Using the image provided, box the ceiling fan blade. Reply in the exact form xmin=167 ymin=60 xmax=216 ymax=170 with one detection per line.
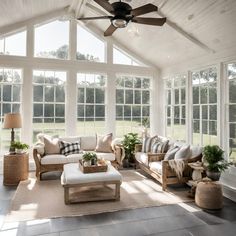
xmin=93 ymin=0 xmax=114 ymax=13
xmin=104 ymin=24 xmax=117 ymax=36
xmin=131 ymin=4 xmax=157 ymax=17
xmin=77 ymin=16 xmax=112 ymax=21
xmin=132 ymin=17 xmax=166 ymax=26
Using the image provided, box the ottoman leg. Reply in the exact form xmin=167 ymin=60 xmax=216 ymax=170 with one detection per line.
xmin=115 ymin=182 xmax=120 ymax=200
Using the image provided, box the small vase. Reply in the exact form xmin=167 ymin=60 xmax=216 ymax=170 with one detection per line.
xmin=206 ymin=171 xmax=221 ymax=181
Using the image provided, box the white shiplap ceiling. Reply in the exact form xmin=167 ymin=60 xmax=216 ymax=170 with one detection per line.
xmin=1 ymin=0 xmax=236 ymax=69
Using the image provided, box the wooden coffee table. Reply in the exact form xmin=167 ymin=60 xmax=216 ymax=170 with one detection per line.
xmin=61 ymin=163 xmax=122 ymax=204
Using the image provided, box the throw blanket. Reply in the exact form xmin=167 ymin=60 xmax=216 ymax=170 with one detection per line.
xmin=168 ymin=160 xmax=186 ymax=179
xmin=111 ymin=138 xmax=125 ymax=165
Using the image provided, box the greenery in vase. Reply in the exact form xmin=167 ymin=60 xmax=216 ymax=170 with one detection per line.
xmin=203 ymin=145 xmax=231 ymax=172
xmin=122 ymin=133 xmax=141 ymax=162
xmin=142 ymin=117 xmax=150 ymax=128
xmin=11 ymin=141 xmax=29 ymax=150
xmin=82 ymin=152 xmax=97 ymax=164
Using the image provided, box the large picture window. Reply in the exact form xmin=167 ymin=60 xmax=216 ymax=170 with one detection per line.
xmin=227 ymin=63 xmax=236 ymax=163
xmin=77 ymin=73 xmax=106 ymax=135
xmin=116 ymin=75 xmax=150 ymax=137
xmin=192 ymin=67 xmax=217 ymax=145
xmin=34 ymin=20 xmax=69 ymax=59
xmin=0 ymin=68 xmax=22 ymax=150
xmin=165 ymin=75 xmax=186 ymax=141
xmin=32 ymin=70 xmax=66 ymax=141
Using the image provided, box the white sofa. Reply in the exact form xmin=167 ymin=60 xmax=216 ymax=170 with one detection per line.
xmin=33 ymin=135 xmax=123 ymax=180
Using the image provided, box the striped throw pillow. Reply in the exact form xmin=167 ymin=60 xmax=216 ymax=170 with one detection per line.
xmin=151 ymin=141 xmax=161 ymax=153
xmin=141 ymin=136 xmax=157 ymax=153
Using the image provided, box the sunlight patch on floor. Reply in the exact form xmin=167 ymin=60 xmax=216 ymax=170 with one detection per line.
xmin=178 ymin=202 xmax=201 ymax=212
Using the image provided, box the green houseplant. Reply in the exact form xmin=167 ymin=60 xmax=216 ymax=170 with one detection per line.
xmin=203 ymin=145 xmax=231 ymax=181
xmin=82 ymin=152 xmax=97 ymax=166
xmin=11 ymin=141 xmax=29 ymax=154
xmin=122 ymin=133 xmax=141 ymax=167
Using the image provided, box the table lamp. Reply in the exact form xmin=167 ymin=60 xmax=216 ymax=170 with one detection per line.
xmin=3 ymin=113 xmax=22 ymax=153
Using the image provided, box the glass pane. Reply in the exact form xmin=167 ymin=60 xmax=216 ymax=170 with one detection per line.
xmin=192 ymin=72 xmax=200 ymax=85
xmin=174 ymin=106 xmax=180 ymax=119
xmin=12 ymin=104 xmax=20 ymax=113
xmin=77 ymin=88 xmax=84 ymax=103
xmin=116 ymin=105 xmax=123 ymax=117
xmin=229 ymin=123 xmax=236 ymax=139
xmin=174 ymin=89 xmax=179 ymax=104
xmin=55 ymin=104 xmax=64 ymax=117
xmin=167 ymin=106 xmax=171 ymax=117
xmin=56 ymin=86 xmax=65 ymax=102
xmin=209 ymin=86 xmax=217 ymax=103
xmin=209 ymin=121 xmax=217 ymax=135
xmin=77 ymin=105 xmax=84 ymax=117
xmin=34 ymin=104 xmax=43 ymax=117
xmin=193 ymin=105 xmax=200 ymax=119
xmin=199 ymin=70 xmax=208 ymax=84
xmin=142 ymin=91 xmax=150 ymax=104
xmin=229 ymin=80 xmax=236 ymax=103
xmin=116 ymin=77 xmax=124 ymax=87
xmin=143 ymin=78 xmax=150 ymax=89
xmin=124 ymin=106 xmax=131 ymax=116
xmin=193 ymin=120 xmax=200 ymax=133
xmin=86 ymin=88 xmax=94 ymax=103
xmin=86 ymin=105 xmax=94 ymax=117
xmin=95 ymin=88 xmax=104 ymax=104
xmin=3 ymin=85 xmax=11 ymax=101
xmin=167 ymin=90 xmax=171 ymax=105
xmin=193 ymin=86 xmax=199 ymax=104
xmin=229 ymin=105 xmax=236 ymax=122
xmin=228 ymin=64 xmax=236 ymax=80
xmin=44 ymin=104 xmax=54 ymax=117
xmin=132 ymin=106 xmax=141 ymax=117
xmin=35 ymin=20 xmax=69 ymax=59
xmin=116 ymin=89 xmax=124 ymax=104
xmin=77 ymin=26 xmax=105 ymax=62
xmin=125 ymin=77 xmax=133 ymax=88
xmin=95 ymin=75 xmax=106 ymax=87
xmin=202 ymin=120 xmax=208 ymax=134
xmin=200 ymin=86 xmax=208 ymax=104
xmin=209 ymin=105 xmax=217 ymax=120
xmin=125 ymin=90 xmax=133 ymax=104
xmin=209 ymin=67 xmax=217 ymax=82
xmin=182 ymin=106 xmax=186 ymax=119
xmin=134 ymin=90 xmax=141 ymax=104
xmin=134 ymin=77 xmax=141 ymax=88
xmin=34 ymin=86 xmax=43 ymax=102
xmin=202 ymin=105 xmax=208 ymax=119
xmin=12 ymin=85 xmax=20 ymax=102
xmin=181 ymin=88 xmax=185 ymax=104
xmin=45 ymin=86 xmax=54 ymax=102
xmin=142 ymin=106 xmax=149 ymax=116
xmin=3 ymin=103 xmax=11 ymax=114
xmin=165 ymin=79 xmax=171 ymax=88
xmin=95 ymin=105 xmax=105 ymax=117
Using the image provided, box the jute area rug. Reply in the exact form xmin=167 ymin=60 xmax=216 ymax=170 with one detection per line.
xmin=5 ymin=170 xmax=192 ymax=222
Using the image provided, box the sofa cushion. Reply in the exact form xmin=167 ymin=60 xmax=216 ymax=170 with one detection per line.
xmin=80 ymin=136 xmax=97 ymax=150
xmin=59 ymin=141 xmax=81 ymax=156
xmin=142 ymin=136 xmax=157 ymax=153
xmin=95 ymin=133 xmax=113 ymax=153
xmin=66 ymin=153 xmax=83 ymax=162
xmin=164 ymin=146 xmax=180 ymax=160
xmin=190 ymin=145 xmax=202 ymax=159
xmin=149 ymin=161 xmax=162 ymax=174
xmin=174 ymin=144 xmax=190 ymax=160
xmin=135 ymin=152 xmax=149 ymax=166
xmin=41 ymin=154 xmax=68 ymax=165
xmin=96 ymin=152 xmax=115 ymax=161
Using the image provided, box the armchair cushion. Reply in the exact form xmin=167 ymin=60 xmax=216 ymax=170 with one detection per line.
xmin=135 ymin=152 xmax=149 ymax=166
xmin=174 ymin=145 xmax=190 ymax=160
xmin=149 ymin=161 xmax=162 ymax=174
xmin=164 ymin=146 xmax=180 ymax=160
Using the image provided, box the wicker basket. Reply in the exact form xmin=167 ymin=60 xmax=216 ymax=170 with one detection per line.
xmin=79 ymin=160 xmax=108 ymax=174
xmin=3 ymin=153 xmax=29 ymax=186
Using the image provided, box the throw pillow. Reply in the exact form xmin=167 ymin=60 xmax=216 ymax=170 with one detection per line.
xmin=164 ymin=146 xmax=180 ymax=160
xmin=142 ymin=135 xmax=158 ymax=153
xmin=161 ymin=140 xmax=169 ymax=153
xmin=95 ymin=133 xmax=113 ymax=153
xmin=174 ymin=145 xmax=190 ymax=160
xmin=151 ymin=141 xmax=161 ymax=153
xmin=190 ymin=145 xmax=202 ymax=159
xmin=59 ymin=141 xmax=81 ymax=156
xmin=43 ymin=135 xmax=60 ymax=155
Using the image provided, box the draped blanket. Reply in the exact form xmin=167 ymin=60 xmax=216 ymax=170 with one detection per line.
xmin=111 ymin=138 xmax=125 ymax=165
xmin=168 ymin=160 xmax=186 ymax=179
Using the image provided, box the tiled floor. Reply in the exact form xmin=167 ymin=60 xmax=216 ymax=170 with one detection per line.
xmin=0 ymin=174 xmax=236 ymax=236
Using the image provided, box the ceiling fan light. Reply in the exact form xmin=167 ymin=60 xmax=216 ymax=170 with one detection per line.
xmin=112 ymin=18 xmax=128 ymax=28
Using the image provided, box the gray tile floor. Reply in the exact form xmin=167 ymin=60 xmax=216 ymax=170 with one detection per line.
xmin=0 ymin=174 xmax=236 ymax=236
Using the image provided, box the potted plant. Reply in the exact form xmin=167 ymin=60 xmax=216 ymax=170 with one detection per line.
xmin=122 ymin=133 xmax=141 ymax=167
xmin=82 ymin=152 xmax=97 ymax=166
xmin=203 ymin=145 xmax=231 ymax=181
xmin=11 ymin=141 xmax=29 ymax=154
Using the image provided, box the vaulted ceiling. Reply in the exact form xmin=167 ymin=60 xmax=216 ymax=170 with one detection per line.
xmin=1 ymin=0 xmax=236 ymax=69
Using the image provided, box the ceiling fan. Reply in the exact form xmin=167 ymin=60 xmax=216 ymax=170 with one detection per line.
xmin=77 ymin=0 xmax=166 ymax=36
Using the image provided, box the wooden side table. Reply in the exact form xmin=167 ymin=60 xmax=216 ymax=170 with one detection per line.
xmin=3 ymin=153 xmax=29 ymax=186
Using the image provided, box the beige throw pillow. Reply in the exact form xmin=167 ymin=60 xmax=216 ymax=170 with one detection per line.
xmin=43 ymin=135 xmax=60 ymax=155
xmin=95 ymin=133 xmax=113 ymax=153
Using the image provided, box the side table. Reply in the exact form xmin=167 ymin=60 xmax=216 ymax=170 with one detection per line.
xmin=3 ymin=152 xmax=29 ymax=186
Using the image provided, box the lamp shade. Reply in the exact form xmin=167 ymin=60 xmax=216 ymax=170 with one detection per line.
xmin=3 ymin=113 xmax=22 ymax=129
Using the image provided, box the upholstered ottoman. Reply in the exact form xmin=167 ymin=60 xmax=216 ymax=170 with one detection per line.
xmin=195 ymin=181 xmax=223 ymax=209
xmin=61 ymin=163 xmax=122 ymax=204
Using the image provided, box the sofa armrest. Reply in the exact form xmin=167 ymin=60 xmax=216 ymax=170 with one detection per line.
xmin=148 ymin=153 xmax=165 ymax=162
xmin=33 ymin=149 xmax=43 ymax=169
xmin=135 ymin=144 xmax=142 ymax=152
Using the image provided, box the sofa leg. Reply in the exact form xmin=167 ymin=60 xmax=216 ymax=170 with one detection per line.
xmin=162 ymin=182 xmax=167 ymax=191
xmin=39 ymin=172 xmax=43 ymax=180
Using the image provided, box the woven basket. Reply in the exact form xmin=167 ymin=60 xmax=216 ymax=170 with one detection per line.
xmin=3 ymin=153 xmax=29 ymax=186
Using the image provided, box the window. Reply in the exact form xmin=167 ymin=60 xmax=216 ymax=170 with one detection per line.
xmin=0 ymin=68 xmax=22 ymax=151
xmin=0 ymin=31 xmax=26 ymax=56
xmin=227 ymin=63 xmax=236 ymax=163
xmin=116 ymin=75 xmax=150 ymax=137
xmin=192 ymin=67 xmax=217 ymax=145
xmin=77 ymin=73 xmax=106 ymax=135
xmin=32 ymin=70 xmax=66 ymax=141
xmin=34 ymin=20 xmax=69 ymax=59
xmin=165 ymin=75 xmax=186 ymax=141
xmin=77 ymin=25 xmax=105 ymax=62
xmin=113 ymin=47 xmax=143 ymax=66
